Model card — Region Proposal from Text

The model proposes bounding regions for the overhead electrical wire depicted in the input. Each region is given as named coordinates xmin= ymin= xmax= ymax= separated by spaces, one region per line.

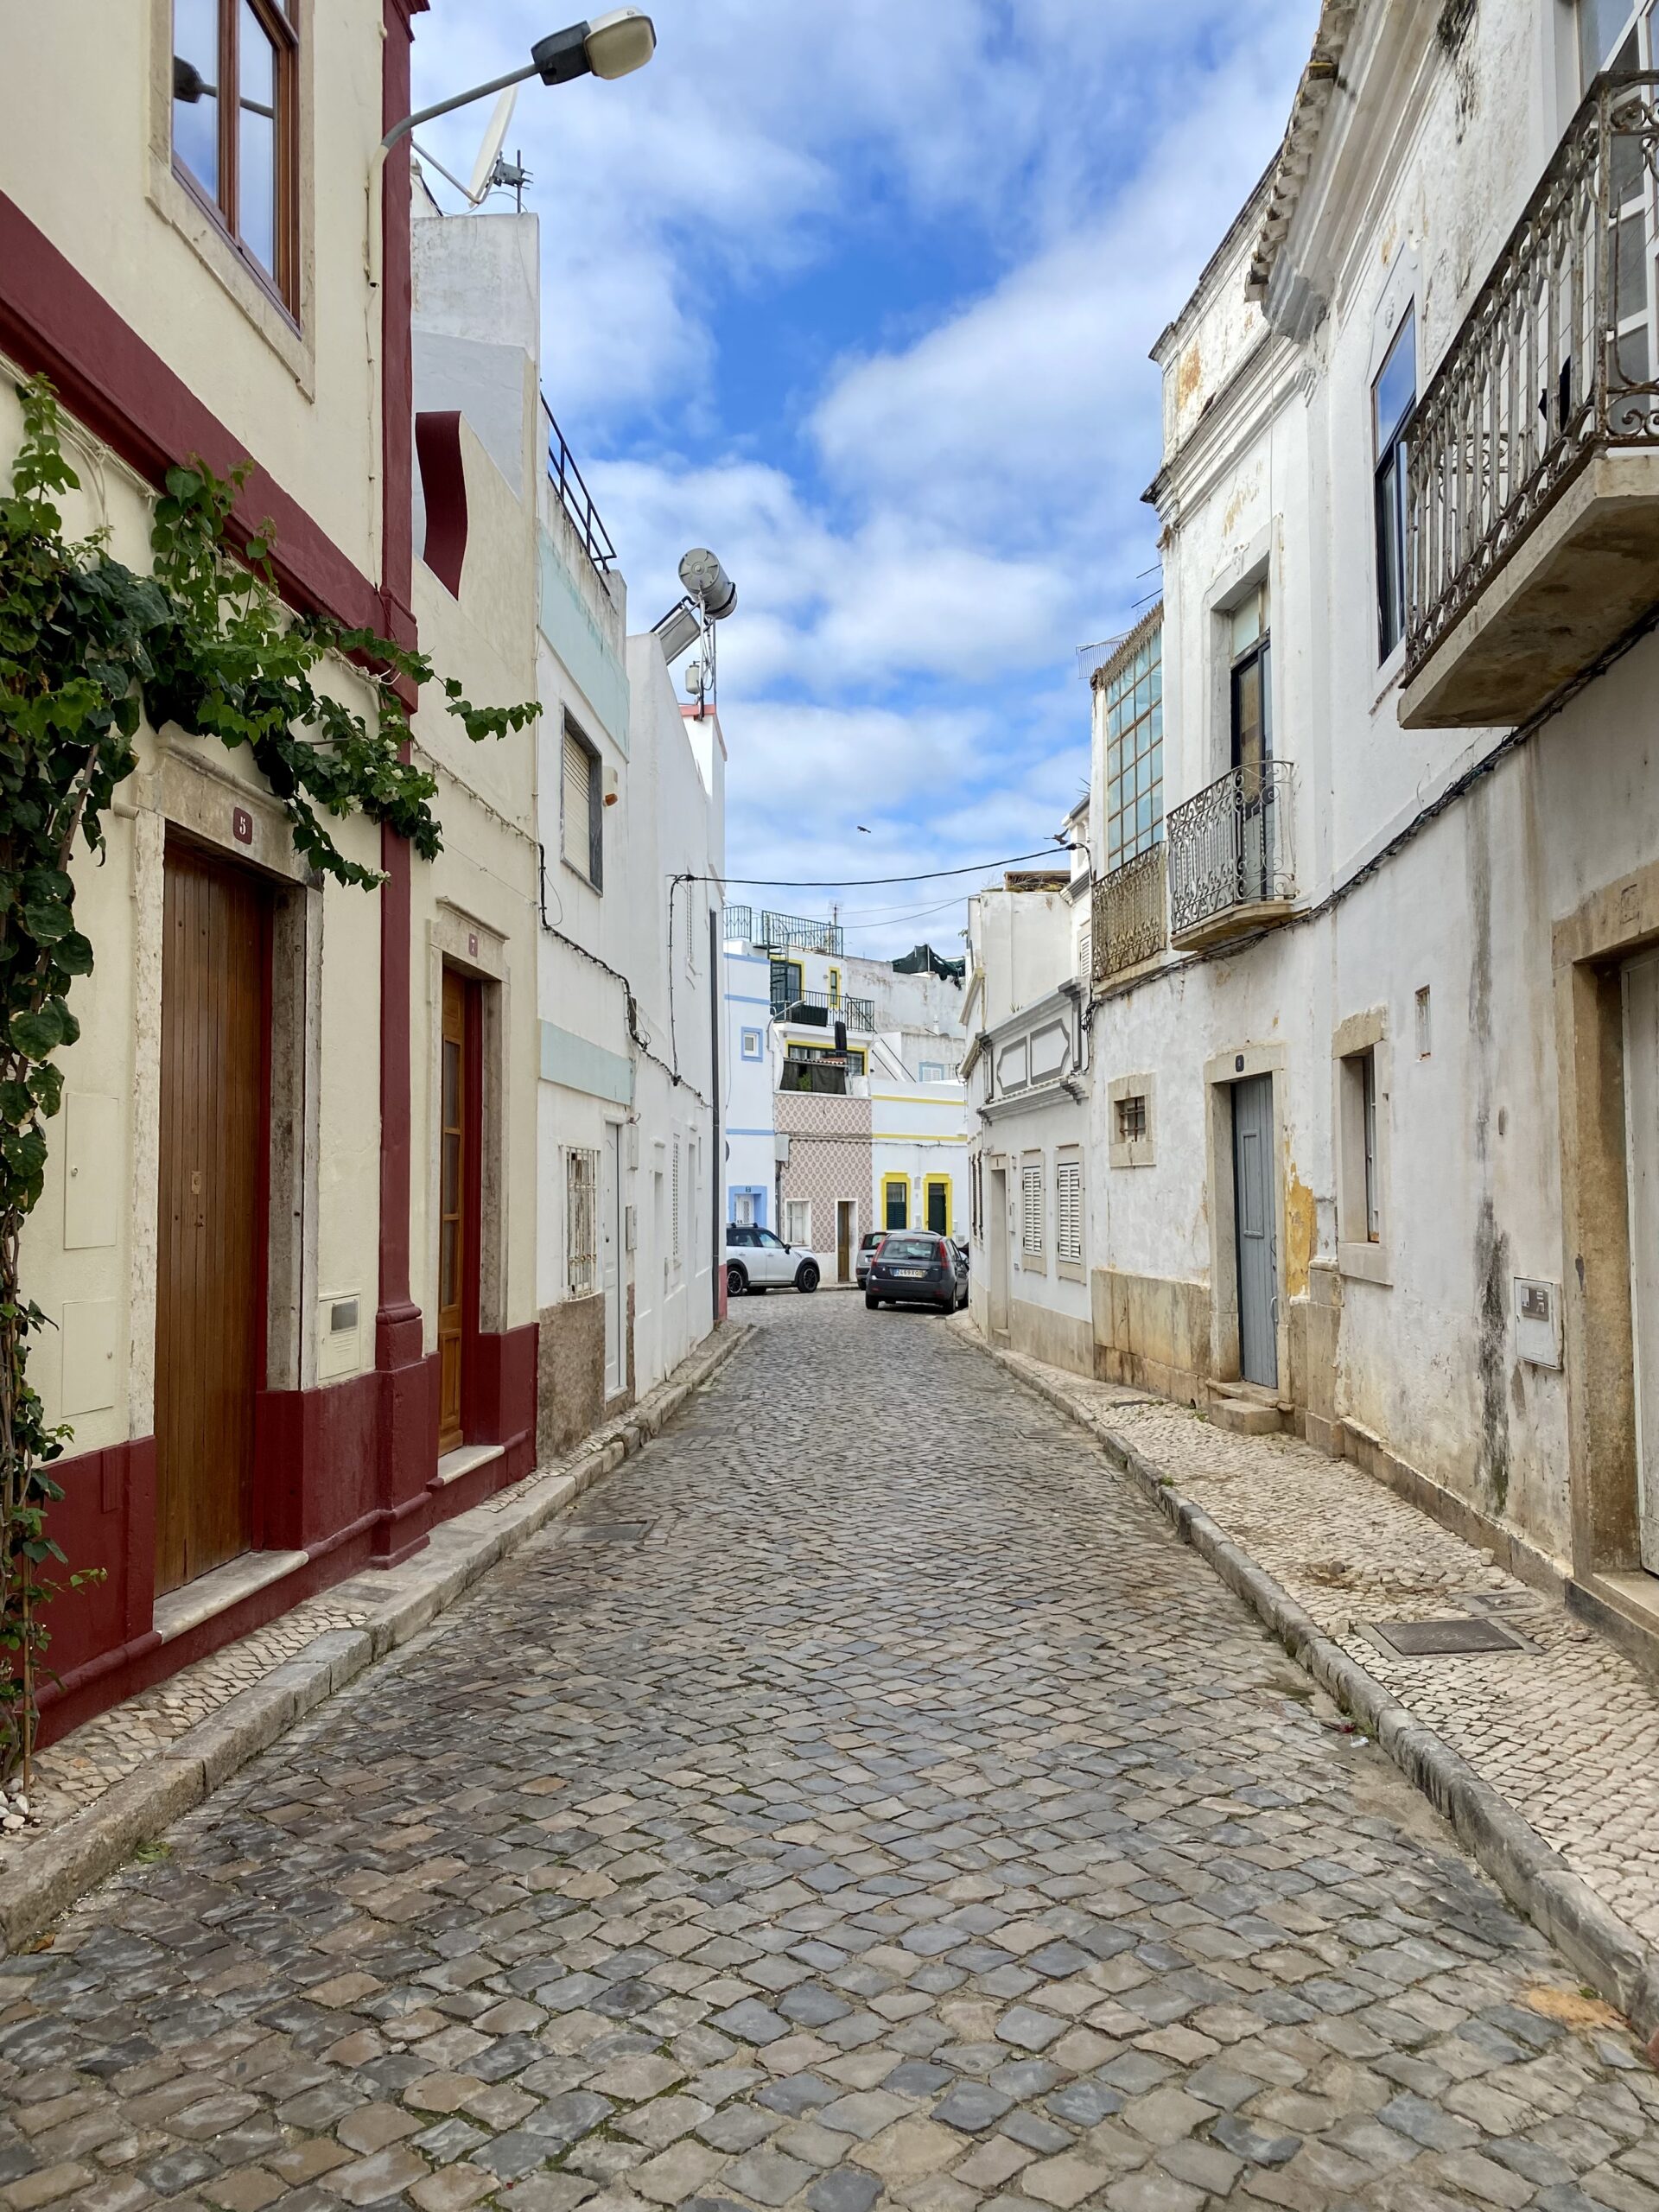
xmin=683 ymin=846 xmax=1078 ymax=892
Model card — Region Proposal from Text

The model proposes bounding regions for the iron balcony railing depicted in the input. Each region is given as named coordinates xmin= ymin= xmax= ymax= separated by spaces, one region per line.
xmin=770 ymin=983 xmax=876 ymax=1032
xmin=1166 ymin=760 xmax=1295 ymax=939
xmin=541 ymin=396 xmax=618 ymax=578
xmin=724 ymin=903 xmax=756 ymax=944
xmin=1092 ymin=842 xmax=1167 ymax=985
xmin=1407 ymin=71 xmax=1659 ymax=672
xmin=760 ymin=911 xmax=843 ymax=956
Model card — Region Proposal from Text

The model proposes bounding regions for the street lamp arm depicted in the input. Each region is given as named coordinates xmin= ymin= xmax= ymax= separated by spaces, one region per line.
xmin=381 ymin=61 xmax=540 ymax=153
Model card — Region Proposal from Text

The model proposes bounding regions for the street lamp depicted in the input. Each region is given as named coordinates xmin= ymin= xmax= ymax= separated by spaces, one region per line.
xmin=381 ymin=10 xmax=658 ymax=151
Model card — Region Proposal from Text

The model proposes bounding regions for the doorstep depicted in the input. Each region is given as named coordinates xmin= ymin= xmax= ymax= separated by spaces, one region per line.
xmin=954 ymin=1314 xmax=1659 ymax=2038
xmin=152 ymin=1550 xmax=308 ymax=1643
xmin=0 ymin=1319 xmax=756 ymax=1954
xmin=432 ymin=1440 xmax=505 ymax=1490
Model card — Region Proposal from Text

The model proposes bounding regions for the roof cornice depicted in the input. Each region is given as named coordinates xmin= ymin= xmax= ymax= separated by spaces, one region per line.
xmin=1244 ymin=0 xmax=1365 ymax=303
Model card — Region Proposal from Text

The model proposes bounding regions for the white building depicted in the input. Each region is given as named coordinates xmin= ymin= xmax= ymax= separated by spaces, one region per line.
xmin=721 ymin=914 xmax=969 ymax=1278
xmin=971 ymin=0 xmax=1659 ymax=1665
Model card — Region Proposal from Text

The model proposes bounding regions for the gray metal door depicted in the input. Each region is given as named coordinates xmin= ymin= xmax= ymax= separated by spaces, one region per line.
xmin=1232 ymin=1074 xmax=1278 ymax=1389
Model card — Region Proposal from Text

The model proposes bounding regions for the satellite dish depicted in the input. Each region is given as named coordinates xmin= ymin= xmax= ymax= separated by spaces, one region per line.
xmin=678 ymin=548 xmax=736 ymax=620
xmin=467 ymin=84 xmax=520 ymax=203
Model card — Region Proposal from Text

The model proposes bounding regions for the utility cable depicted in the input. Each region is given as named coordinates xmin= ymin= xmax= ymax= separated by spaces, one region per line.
xmin=538 ymin=846 xmax=709 ymax=1109
xmin=684 ymin=847 xmax=1079 ymax=891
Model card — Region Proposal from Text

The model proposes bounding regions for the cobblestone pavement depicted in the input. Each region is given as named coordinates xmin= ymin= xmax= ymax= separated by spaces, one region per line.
xmin=4 ymin=1299 xmax=1659 ymax=2212
xmin=969 ymin=1331 xmax=1659 ymax=1953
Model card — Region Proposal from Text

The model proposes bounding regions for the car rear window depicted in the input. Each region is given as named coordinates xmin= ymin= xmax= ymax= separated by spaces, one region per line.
xmin=861 ymin=1233 xmax=885 ymax=1250
xmin=880 ymin=1236 xmax=942 ymax=1262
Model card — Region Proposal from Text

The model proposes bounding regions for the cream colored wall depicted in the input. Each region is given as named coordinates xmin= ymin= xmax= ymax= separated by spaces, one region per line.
xmin=410 ymin=422 xmax=542 ymax=1350
xmin=0 ymin=370 xmax=385 ymax=1442
xmin=0 ymin=0 xmax=385 ymax=578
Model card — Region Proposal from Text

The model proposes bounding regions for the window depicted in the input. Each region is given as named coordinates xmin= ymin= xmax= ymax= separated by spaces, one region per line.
xmin=1414 ymin=985 xmax=1432 ymax=1058
xmin=566 ymin=1147 xmax=598 ymax=1297
xmin=1020 ymin=1158 xmax=1045 ymax=1264
xmin=1336 ymin=1020 xmax=1389 ymax=1280
xmin=1102 ymin=614 xmax=1164 ymax=872
xmin=1056 ymin=1154 xmax=1084 ymax=1272
xmin=883 ymin=1174 xmax=910 ymax=1230
xmin=1230 ymin=582 xmax=1271 ymax=778
xmin=1373 ymin=310 xmax=1416 ymax=662
xmin=769 ymin=957 xmax=804 ymax=1015
xmin=918 ymin=1061 xmax=946 ymax=1083
xmin=1580 ymin=0 xmax=1642 ymax=88
xmin=785 ymin=1199 xmax=811 ymax=1248
xmin=671 ymin=1137 xmax=681 ymax=1269
xmin=741 ymin=1028 xmax=762 ymax=1059
xmin=562 ymin=721 xmax=603 ymax=887
xmin=1109 ymin=1074 xmax=1156 ymax=1169
xmin=827 ymin=967 xmax=841 ymax=1006
xmin=172 ymin=0 xmax=299 ymax=309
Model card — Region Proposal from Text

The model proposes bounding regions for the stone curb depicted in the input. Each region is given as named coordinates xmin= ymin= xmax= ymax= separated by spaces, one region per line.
xmin=957 ymin=1319 xmax=1659 ymax=2042
xmin=0 ymin=1320 xmax=754 ymax=1956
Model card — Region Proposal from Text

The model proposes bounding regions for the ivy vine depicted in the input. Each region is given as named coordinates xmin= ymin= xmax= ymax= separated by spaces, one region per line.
xmin=0 ymin=375 xmax=534 ymax=1781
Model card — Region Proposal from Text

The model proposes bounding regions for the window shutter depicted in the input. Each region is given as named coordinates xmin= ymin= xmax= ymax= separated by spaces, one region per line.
xmin=1057 ymin=1160 xmax=1084 ymax=1263
xmin=563 ymin=729 xmax=591 ymax=876
xmin=589 ymin=752 xmax=604 ymax=890
xmin=672 ymin=1139 xmax=681 ymax=1268
xmin=1021 ymin=1163 xmax=1044 ymax=1255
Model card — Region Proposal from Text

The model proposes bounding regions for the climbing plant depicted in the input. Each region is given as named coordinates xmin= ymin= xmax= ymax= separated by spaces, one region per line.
xmin=0 ymin=374 xmax=534 ymax=1779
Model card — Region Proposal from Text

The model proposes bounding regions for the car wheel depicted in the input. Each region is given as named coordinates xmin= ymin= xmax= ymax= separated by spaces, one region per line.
xmin=796 ymin=1261 xmax=820 ymax=1294
xmin=865 ymin=1294 xmax=880 ymax=1311
xmin=726 ymin=1262 xmax=747 ymax=1297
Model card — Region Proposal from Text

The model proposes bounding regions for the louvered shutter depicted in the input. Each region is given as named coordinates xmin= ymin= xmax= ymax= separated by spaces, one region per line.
xmin=563 ymin=728 xmax=591 ymax=875
xmin=1057 ymin=1159 xmax=1084 ymax=1263
xmin=1021 ymin=1163 xmax=1044 ymax=1255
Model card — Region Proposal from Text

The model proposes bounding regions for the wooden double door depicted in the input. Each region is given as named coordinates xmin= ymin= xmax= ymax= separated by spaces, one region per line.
xmin=437 ymin=968 xmax=481 ymax=1455
xmin=156 ymin=843 xmax=270 ymax=1597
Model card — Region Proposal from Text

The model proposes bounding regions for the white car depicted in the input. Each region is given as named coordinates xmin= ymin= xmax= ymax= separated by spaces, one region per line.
xmin=726 ymin=1224 xmax=820 ymax=1296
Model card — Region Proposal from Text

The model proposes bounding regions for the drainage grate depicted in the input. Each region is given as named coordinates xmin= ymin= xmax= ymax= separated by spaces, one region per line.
xmin=1366 ymin=1616 xmax=1533 ymax=1656
xmin=567 ymin=1521 xmax=652 ymax=1545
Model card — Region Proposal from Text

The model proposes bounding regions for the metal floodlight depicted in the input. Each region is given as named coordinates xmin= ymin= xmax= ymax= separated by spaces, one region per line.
xmin=381 ymin=11 xmax=655 ymax=153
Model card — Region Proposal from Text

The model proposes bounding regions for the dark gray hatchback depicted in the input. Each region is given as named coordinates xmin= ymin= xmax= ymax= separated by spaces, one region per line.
xmin=865 ymin=1232 xmax=968 ymax=1313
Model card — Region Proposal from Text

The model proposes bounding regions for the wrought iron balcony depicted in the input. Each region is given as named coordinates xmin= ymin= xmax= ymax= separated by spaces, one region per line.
xmin=1092 ymin=843 xmax=1167 ymax=986
xmin=1166 ymin=760 xmax=1295 ymax=950
xmin=770 ymin=984 xmax=876 ymax=1032
xmin=1403 ymin=72 xmax=1659 ymax=728
xmin=723 ymin=903 xmax=755 ymax=944
xmin=760 ymin=911 xmax=844 ymax=956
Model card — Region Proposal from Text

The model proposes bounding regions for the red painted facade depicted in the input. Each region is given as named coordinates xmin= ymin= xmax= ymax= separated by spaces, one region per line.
xmin=3 ymin=0 xmax=541 ymax=1746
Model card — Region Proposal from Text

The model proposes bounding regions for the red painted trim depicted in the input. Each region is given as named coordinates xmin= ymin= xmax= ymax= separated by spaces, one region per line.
xmin=416 ymin=410 xmax=467 ymax=596
xmin=0 ymin=189 xmax=386 ymax=639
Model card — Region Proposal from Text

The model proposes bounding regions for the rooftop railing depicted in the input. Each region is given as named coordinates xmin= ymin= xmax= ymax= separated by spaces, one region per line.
xmin=720 ymin=906 xmax=845 ymax=957
xmin=772 ymin=985 xmax=876 ymax=1032
xmin=1407 ymin=71 xmax=1659 ymax=673
xmin=541 ymin=396 xmax=618 ymax=579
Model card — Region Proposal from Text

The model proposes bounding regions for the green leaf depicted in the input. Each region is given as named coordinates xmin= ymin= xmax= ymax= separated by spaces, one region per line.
xmin=21 ymin=900 xmax=72 ymax=944
xmin=52 ymin=931 xmax=94 ymax=977
xmin=9 ymin=1006 xmax=62 ymax=1061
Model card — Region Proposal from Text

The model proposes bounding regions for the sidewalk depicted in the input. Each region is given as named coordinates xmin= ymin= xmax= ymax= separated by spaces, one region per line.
xmin=957 ymin=1318 xmax=1659 ymax=2014
xmin=0 ymin=1319 xmax=753 ymax=1950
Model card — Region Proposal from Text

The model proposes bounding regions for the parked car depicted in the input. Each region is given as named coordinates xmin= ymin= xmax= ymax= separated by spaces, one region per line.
xmin=866 ymin=1232 xmax=969 ymax=1313
xmin=726 ymin=1224 xmax=819 ymax=1297
xmin=855 ymin=1230 xmax=887 ymax=1287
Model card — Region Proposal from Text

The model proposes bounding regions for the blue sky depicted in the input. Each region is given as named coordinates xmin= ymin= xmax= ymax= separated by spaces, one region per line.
xmin=411 ymin=3 xmax=1319 ymax=957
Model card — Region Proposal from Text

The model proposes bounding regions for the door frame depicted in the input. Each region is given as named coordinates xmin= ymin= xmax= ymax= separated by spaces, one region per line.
xmin=602 ymin=1116 xmax=626 ymax=1402
xmin=1204 ymin=1045 xmax=1288 ymax=1392
xmin=836 ymin=1198 xmax=854 ymax=1282
xmin=987 ymin=1159 xmax=1011 ymax=1343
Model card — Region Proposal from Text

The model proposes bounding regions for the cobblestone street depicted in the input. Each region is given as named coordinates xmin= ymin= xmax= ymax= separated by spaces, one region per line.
xmin=5 ymin=1300 xmax=1659 ymax=2212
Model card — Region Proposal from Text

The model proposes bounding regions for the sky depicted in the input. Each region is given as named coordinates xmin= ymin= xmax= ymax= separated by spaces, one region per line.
xmin=410 ymin=2 xmax=1319 ymax=961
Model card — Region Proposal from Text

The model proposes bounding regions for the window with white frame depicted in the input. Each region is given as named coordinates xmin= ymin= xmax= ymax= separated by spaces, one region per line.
xmin=741 ymin=1028 xmax=762 ymax=1059
xmin=1109 ymin=1073 xmax=1156 ymax=1169
xmin=1056 ymin=1153 xmax=1084 ymax=1270
xmin=562 ymin=721 xmax=603 ymax=887
xmin=566 ymin=1147 xmax=599 ymax=1297
xmin=733 ymin=1189 xmax=755 ymax=1228
xmin=1020 ymin=1156 xmax=1045 ymax=1262
xmin=785 ymin=1199 xmax=810 ymax=1248
xmin=918 ymin=1060 xmax=945 ymax=1083
xmin=671 ymin=1137 xmax=682 ymax=1269
xmin=1336 ymin=1015 xmax=1389 ymax=1279
xmin=1102 ymin=613 xmax=1163 ymax=872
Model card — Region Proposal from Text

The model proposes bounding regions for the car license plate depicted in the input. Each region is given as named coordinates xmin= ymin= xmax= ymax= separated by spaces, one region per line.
xmin=897 ymin=1267 xmax=925 ymax=1278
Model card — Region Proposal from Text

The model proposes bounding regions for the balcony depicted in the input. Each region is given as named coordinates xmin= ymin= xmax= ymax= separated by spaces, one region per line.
xmin=1092 ymin=843 xmax=1167 ymax=986
xmin=1166 ymin=761 xmax=1296 ymax=950
xmin=1402 ymin=73 xmax=1659 ymax=728
xmin=771 ymin=985 xmax=876 ymax=1032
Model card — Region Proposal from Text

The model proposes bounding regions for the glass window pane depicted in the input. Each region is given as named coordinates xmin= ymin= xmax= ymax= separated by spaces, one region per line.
xmin=238 ymin=2 xmax=277 ymax=275
xmin=442 ymin=1039 xmax=460 ymax=1128
xmin=173 ymin=0 xmax=219 ymax=199
xmin=1581 ymin=0 xmax=1637 ymax=83
xmin=441 ymin=1218 xmax=458 ymax=1307
xmin=1230 ymin=589 xmax=1262 ymax=658
xmin=1374 ymin=310 xmax=1417 ymax=452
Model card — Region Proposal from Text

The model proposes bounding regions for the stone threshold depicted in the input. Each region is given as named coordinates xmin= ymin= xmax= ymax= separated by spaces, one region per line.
xmin=152 ymin=1548 xmax=308 ymax=1643
xmin=953 ymin=1314 xmax=1659 ymax=2049
xmin=0 ymin=1319 xmax=754 ymax=1955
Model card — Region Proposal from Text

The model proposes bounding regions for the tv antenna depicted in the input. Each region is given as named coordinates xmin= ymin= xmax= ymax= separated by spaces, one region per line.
xmin=652 ymin=550 xmax=738 ymax=717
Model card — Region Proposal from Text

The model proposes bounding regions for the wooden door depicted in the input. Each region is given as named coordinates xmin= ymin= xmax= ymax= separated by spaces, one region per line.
xmin=836 ymin=1201 xmax=852 ymax=1283
xmin=156 ymin=843 xmax=269 ymax=1596
xmin=1624 ymin=953 xmax=1659 ymax=1573
xmin=438 ymin=969 xmax=469 ymax=1454
xmin=1232 ymin=1073 xmax=1279 ymax=1389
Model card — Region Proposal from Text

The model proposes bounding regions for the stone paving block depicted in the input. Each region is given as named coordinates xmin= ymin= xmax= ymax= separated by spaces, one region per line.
xmin=7 ymin=1307 xmax=1659 ymax=2212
